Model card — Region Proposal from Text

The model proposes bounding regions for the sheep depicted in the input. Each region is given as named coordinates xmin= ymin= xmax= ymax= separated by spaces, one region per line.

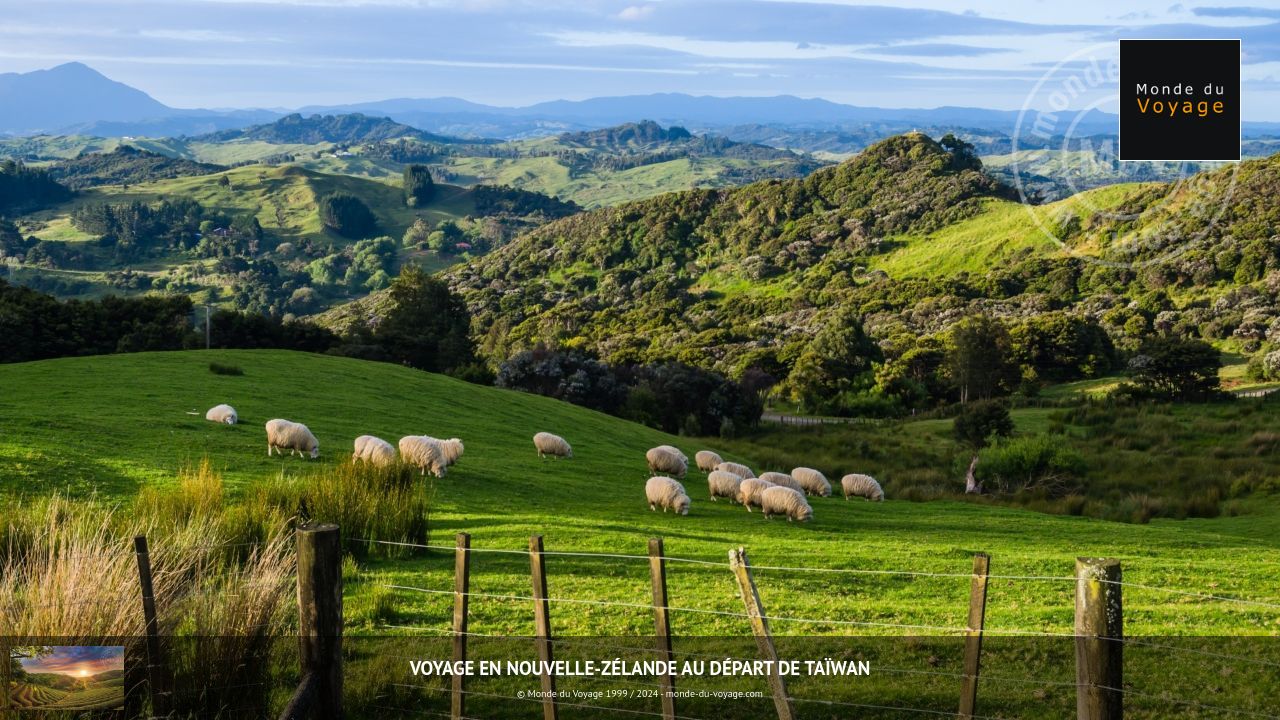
xmin=760 ymin=486 xmax=813 ymax=522
xmin=707 ymin=470 xmax=743 ymax=503
xmin=399 ymin=435 xmax=449 ymax=477
xmin=645 ymin=476 xmax=691 ymax=515
xmin=656 ymin=445 xmax=688 ymax=464
xmin=841 ymin=474 xmax=884 ymax=502
xmin=439 ymin=438 xmax=465 ymax=466
xmin=759 ymin=471 xmax=804 ymax=493
xmin=265 ymin=419 xmax=319 ymax=459
xmin=646 ymin=446 xmax=688 ymax=478
xmin=533 ymin=432 xmax=573 ymax=459
xmin=791 ymin=467 xmax=832 ymax=497
xmin=353 ymin=435 xmax=396 ymax=467
xmin=716 ymin=461 xmax=756 ymax=479
xmin=737 ymin=477 xmax=776 ymax=512
xmin=205 ymin=404 xmax=238 ymax=425
xmin=695 ymin=450 xmax=723 ymax=473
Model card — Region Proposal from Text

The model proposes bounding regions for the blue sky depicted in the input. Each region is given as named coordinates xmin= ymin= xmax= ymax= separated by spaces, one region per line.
xmin=1 ymin=1 xmax=1278 ymax=117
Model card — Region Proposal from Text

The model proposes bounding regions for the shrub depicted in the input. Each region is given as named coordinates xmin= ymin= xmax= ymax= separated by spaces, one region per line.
xmin=971 ymin=435 xmax=1087 ymax=496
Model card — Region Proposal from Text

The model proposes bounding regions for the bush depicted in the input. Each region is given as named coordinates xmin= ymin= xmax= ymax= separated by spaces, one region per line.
xmin=318 ymin=191 xmax=378 ymax=239
xmin=971 ymin=435 xmax=1087 ymax=496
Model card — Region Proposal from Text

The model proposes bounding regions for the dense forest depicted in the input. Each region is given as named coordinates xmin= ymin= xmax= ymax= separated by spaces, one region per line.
xmin=0 ymin=160 xmax=72 ymax=214
xmin=49 ymin=146 xmax=225 ymax=189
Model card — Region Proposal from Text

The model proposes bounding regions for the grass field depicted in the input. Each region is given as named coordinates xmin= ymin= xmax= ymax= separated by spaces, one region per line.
xmin=1 ymin=349 xmax=1278 ymax=643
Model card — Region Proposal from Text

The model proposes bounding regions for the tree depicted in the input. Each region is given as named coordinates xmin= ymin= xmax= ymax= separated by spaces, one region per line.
xmin=953 ymin=399 xmax=1014 ymax=493
xmin=1127 ymin=336 xmax=1221 ymax=401
xmin=318 ymin=192 xmax=377 ymax=239
xmin=403 ymin=164 xmax=434 ymax=207
xmin=944 ymin=314 xmax=1020 ymax=403
xmin=373 ymin=265 xmax=476 ymax=372
xmin=787 ymin=307 xmax=881 ymax=412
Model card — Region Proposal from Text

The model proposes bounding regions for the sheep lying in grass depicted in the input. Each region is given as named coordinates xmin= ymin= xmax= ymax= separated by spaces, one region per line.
xmin=737 ymin=477 xmax=776 ymax=512
xmin=759 ymin=471 xmax=804 ymax=493
xmin=645 ymin=476 xmax=691 ymax=515
xmin=841 ymin=474 xmax=884 ymax=502
xmin=760 ymin=486 xmax=813 ymax=522
xmin=707 ymin=470 xmax=743 ymax=503
xmin=399 ymin=435 xmax=449 ymax=477
xmin=533 ymin=432 xmax=573 ymax=459
xmin=716 ymin=461 xmax=755 ymax=479
xmin=353 ymin=435 xmax=396 ymax=467
xmin=791 ymin=467 xmax=832 ymax=497
xmin=647 ymin=446 xmax=688 ymax=478
xmin=206 ymin=404 xmax=238 ymax=425
xmin=439 ymin=438 xmax=465 ymax=466
xmin=266 ymin=419 xmax=319 ymax=459
xmin=695 ymin=450 xmax=723 ymax=473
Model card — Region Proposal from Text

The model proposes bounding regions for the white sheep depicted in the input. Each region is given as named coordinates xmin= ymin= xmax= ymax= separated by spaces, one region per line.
xmin=791 ymin=467 xmax=832 ymax=497
xmin=205 ymin=404 xmax=238 ymax=425
xmin=265 ymin=419 xmax=319 ymax=459
xmin=646 ymin=446 xmax=688 ymax=478
xmin=439 ymin=438 xmax=465 ymax=466
xmin=760 ymin=486 xmax=813 ymax=522
xmin=759 ymin=471 xmax=803 ymax=493
xmin=737 ymin=477 xmax=776 ymax=512
xmin=656 ymin=445 xmax=689 ymax=463
xmin=533 ymin=432 xmax=573 ymax=459
xmin=716 ymin=461 xmax=755 ymax=479
xmin=353 ymin=435 xmax=396 ymax=467
xmin=841 ymin=474 xmax=884 ymax=502
xmin=695 ymin=450 xmax=723 ymax=473
xmin=707 ymin=470 xmax=743 ymax=503
xmin=399 ymin=435 xmax=449 ymax=477
xmin=645 ymin=476 xmax=691 ymax=515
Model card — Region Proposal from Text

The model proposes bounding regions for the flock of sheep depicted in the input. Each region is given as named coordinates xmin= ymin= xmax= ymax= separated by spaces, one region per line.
xmin=203 ymin=407 xmax=882 ymax=524
xmin=205 ymin=404 xmax=465 ymax=476
xmin=640 ymin=446 xmax=883 ymax=523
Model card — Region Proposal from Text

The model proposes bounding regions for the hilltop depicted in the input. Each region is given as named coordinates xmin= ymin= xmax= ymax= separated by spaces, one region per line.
xmin=48 ymin=145 xmax=225 ymax=189
xmin=195 ymin=113 xmax=473 ymax=145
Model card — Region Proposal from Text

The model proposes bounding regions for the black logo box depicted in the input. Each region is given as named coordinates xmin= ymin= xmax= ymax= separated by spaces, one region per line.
xmin=1119 ymin=39 xmax=1241 ymax=162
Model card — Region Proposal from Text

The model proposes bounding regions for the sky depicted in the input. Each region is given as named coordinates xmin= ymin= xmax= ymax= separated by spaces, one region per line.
xmin=18 ymin=645 xmax=124 ymax=677
xmin=1 ymin=0 xmax=1279 ymax=118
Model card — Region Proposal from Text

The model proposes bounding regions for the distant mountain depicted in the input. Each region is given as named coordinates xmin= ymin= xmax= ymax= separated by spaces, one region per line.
xmin=560 ymin=120 xmax=694 ymax=148
xmin=61 ymin=110 xmax=283 ymax=139
xmin=0 ymin=63 xmax=172 ymax=134
xmin=195 ymin=113 xmax=471 ymax=145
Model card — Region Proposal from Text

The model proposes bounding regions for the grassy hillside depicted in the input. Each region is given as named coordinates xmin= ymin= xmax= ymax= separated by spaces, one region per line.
xmin=1 ymin=349 xmax=1278 ymax=645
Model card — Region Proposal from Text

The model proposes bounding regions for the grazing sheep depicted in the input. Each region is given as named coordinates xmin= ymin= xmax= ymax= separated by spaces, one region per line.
xmin=759 ymin=471 xmax=804 ymax=493
xmin=439 ymin=438 xmax=465 ymax=466
xmin=760 ymin=486 xmax=813 ymax=522
xmin=399 ymin=435 xmax=449 ymax=477
xmin=645 ymin=476 xmax=691 ymax=516
xmin=646 ymin=446 xmax=688 ymax=478
xmin=737 ymin=477 xmax=776 ymax=512
xmin=656 ymin=445 xmax=689 ymax=463
xmin=841 ymin=474 xmax=884 ymax=502
xmin=716 ymin=461 xmax=756 ymax=479
xmin=695 ymin=450 xmax=723 ymax=473
xmin=533 ymin=432 xmax=573 ymax=459
xmin=791 ymin=467 xmax=832 ymax=497
xmin=707 ymin=470 xmax=743 ymax=503
xmin=265 ymin=419 xmax=319 ymax=459
xmin=205 ymin=404 xmax=238 ymax=425
xmin=353 ymin=435 xmax=396 ymax=467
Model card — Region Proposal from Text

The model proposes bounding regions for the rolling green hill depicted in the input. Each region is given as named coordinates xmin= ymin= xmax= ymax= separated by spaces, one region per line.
xmin=0 ymin=349 xmax=1278 ymax=648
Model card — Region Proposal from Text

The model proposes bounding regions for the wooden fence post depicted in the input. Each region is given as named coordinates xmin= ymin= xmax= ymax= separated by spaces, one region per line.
xmin=452 ymin=533 xmax=471 ymax=720
xmin=296 ymin=523 xmax=343 ymax=720
xmin=529 ymin=535 xmax=558 ymax=720
xmin=728 ymin=547 xmax=795 ymax=720
xmin=134 ymin=535 xmax=169 ymax=717
xmin=648 ymin=538 xmax=677 ymax=720
xmin=958 ymin=552 xmax=990 ymax=719
xmin=1075 ymin=558 xmax=1122 ymax=720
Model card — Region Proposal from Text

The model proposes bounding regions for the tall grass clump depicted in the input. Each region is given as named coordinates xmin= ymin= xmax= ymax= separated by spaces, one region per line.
xmin=248 ymin=460 xmax=430 ymax=558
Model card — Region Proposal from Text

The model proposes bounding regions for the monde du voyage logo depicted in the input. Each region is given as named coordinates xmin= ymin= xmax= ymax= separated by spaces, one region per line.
xmin=1120 ymin=39 xmax=1241 ymax=161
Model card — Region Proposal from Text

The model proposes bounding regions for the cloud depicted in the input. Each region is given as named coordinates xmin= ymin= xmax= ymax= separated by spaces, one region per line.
xmin=1192 ymin=6 xmax=1280 ymax=19
xmin=868 ymin=43 xmax=1015 ymax=57
xmin=618 ymin=5 xmax=653 ymax=21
